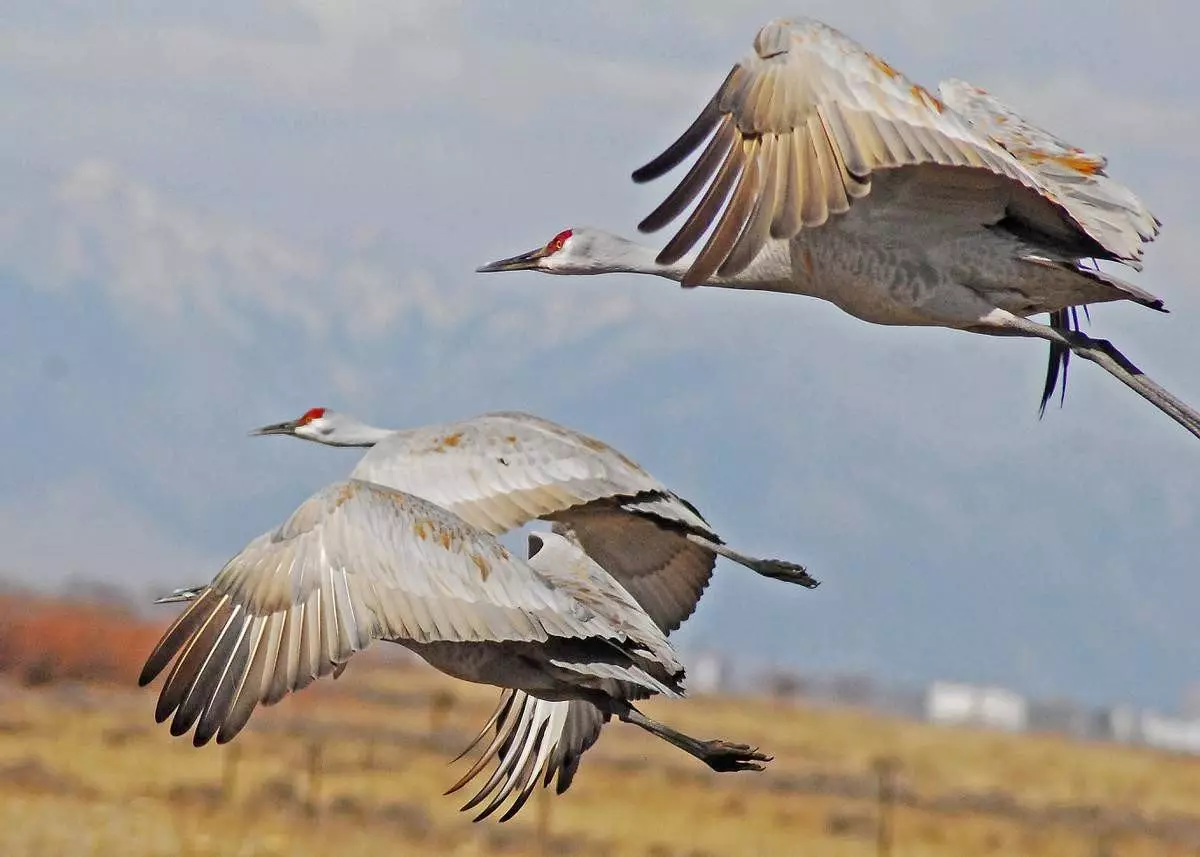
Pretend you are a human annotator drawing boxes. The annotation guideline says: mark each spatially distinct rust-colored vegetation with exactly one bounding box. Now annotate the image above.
[0,593,165,686]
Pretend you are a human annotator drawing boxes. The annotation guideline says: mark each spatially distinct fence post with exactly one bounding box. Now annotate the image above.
[220,743,240,807]
[429,689,456,733]
[306,739,324,817]
[874,756,900,857]
[536,783,551,857]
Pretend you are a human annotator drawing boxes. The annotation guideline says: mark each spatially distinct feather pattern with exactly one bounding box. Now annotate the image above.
[139,485,681,747]
[633,17,1157,285]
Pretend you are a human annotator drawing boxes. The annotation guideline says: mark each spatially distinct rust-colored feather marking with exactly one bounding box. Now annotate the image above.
[868,53,900,79]
[470,553,491,581]
[910,84,944,114]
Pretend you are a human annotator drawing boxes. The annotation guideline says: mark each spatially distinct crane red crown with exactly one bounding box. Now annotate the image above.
[299,407,327,425]
[546,229,572,252]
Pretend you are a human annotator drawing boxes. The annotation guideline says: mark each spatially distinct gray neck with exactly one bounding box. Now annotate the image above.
[584,234,703,282]
[317,418,395,447]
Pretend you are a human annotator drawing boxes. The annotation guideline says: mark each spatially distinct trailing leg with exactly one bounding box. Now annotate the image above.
[971,310,1200,441]
[613,702,771,772]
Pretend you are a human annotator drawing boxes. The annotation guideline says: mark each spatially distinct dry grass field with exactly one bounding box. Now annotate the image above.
[0,594,1198,856]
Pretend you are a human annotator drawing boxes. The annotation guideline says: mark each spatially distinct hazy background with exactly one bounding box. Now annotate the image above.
[2,1,1197,710]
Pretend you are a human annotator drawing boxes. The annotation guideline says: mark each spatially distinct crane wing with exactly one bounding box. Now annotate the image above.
[937,78,1160,266]
[446,691,606,821]
[350,412,727,632]
[445,532,682,822]
[139,480,632,747]
[349,412,674,534]
[632,16,1129,284]
[550,503,714,633]
[524,532,680,671]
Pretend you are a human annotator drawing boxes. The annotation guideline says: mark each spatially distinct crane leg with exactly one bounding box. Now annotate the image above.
[613,703,771,772]
[969,310,1200,441]
[686,536,820,589]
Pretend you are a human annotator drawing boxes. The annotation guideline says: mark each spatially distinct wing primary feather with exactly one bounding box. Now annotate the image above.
[496,717,555,823]
[686,142,761,284]
[169,605,242,737]
[637,116,737,234]
[657,133,748,269]
[218,613,277,744]
[139,588,220,687]
[448,690,517,771]
[632,67,736,184]
[459,704,538,812]
[192,617,256,746]
[720,133,781,276]
[771,130,805,238]
[155,596,234,723]
[475,717,551,822]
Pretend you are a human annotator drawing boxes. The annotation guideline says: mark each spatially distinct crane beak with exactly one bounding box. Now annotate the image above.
[249,419,299,437]
[476,246,548,273]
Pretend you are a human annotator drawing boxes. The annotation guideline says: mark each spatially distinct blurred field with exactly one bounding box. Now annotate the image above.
[0,594,1198,856]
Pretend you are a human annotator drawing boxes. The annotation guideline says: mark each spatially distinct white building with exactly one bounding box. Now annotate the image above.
[925,681,1028,732]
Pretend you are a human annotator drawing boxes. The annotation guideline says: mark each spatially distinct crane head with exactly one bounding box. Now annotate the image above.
[476,228,580,274]
[250,407,332,442]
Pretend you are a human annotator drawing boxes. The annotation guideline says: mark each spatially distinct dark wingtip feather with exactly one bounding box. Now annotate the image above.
[138,589,220,687]
[630,69,734,185]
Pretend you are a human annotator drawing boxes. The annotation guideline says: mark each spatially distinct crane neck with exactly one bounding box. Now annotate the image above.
[319,420,395,447]
[595,238,698,282]
[583,234,743,285]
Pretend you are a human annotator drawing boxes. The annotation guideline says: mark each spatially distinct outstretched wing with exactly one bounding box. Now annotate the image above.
[350,412,678,533]
[139,480,614,747]
[938,78,1160,266]
[550,501,715,633]
[632,16,1124,284]
[351,411,725,632]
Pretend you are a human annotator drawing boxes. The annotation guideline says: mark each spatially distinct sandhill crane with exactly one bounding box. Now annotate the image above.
[477,17,1200,441]
[141,484,771,823]
[161,406,810,818]
[248,408,817,599]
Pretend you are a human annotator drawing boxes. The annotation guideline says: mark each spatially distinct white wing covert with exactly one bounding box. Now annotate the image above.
[349,412,668,535]
[938,78,1159,265]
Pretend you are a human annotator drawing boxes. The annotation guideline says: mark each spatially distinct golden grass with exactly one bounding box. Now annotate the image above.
[0,656,1198,857]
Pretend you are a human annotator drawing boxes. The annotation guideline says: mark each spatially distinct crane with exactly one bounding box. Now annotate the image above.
[476,17,1200,441]
[162,406,812,818]
[248,407,817,598]
[141,483,771,823]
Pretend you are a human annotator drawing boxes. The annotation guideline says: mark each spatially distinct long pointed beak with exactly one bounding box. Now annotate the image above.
[476,246,548,273]
[249,420,299,437]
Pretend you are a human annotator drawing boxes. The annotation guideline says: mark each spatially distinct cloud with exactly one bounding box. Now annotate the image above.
[0,159,648,358]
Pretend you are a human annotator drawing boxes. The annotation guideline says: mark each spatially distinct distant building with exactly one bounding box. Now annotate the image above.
[1140,711,1200,754]
[1097,704,1142,744]
[925,681,1028,732]
[686,651,726,695]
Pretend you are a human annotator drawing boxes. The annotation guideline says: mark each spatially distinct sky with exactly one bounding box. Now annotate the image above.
[2,1,1199,712]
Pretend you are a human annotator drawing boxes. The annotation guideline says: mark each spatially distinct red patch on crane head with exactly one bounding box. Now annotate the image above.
[545,229,573,253]
[298,407,327,425]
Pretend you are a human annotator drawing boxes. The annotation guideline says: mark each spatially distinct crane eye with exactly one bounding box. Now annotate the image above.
[546,229,573,253]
